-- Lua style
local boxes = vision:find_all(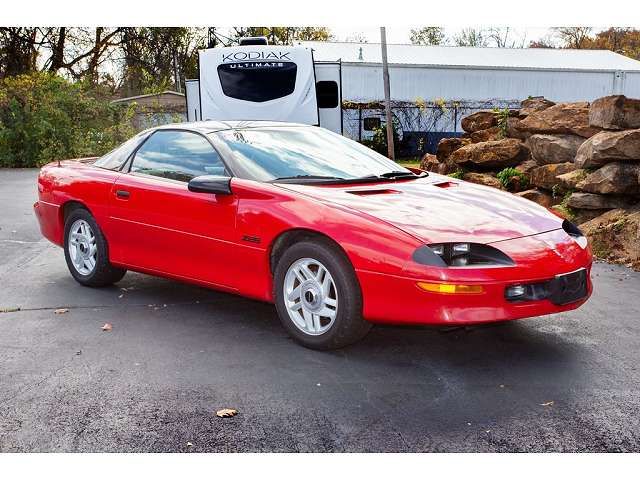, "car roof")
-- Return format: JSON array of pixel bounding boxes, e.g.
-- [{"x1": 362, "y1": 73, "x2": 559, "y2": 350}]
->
[{"x1": 152, "y1": 120, "x2": 312, "y2": 134}]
